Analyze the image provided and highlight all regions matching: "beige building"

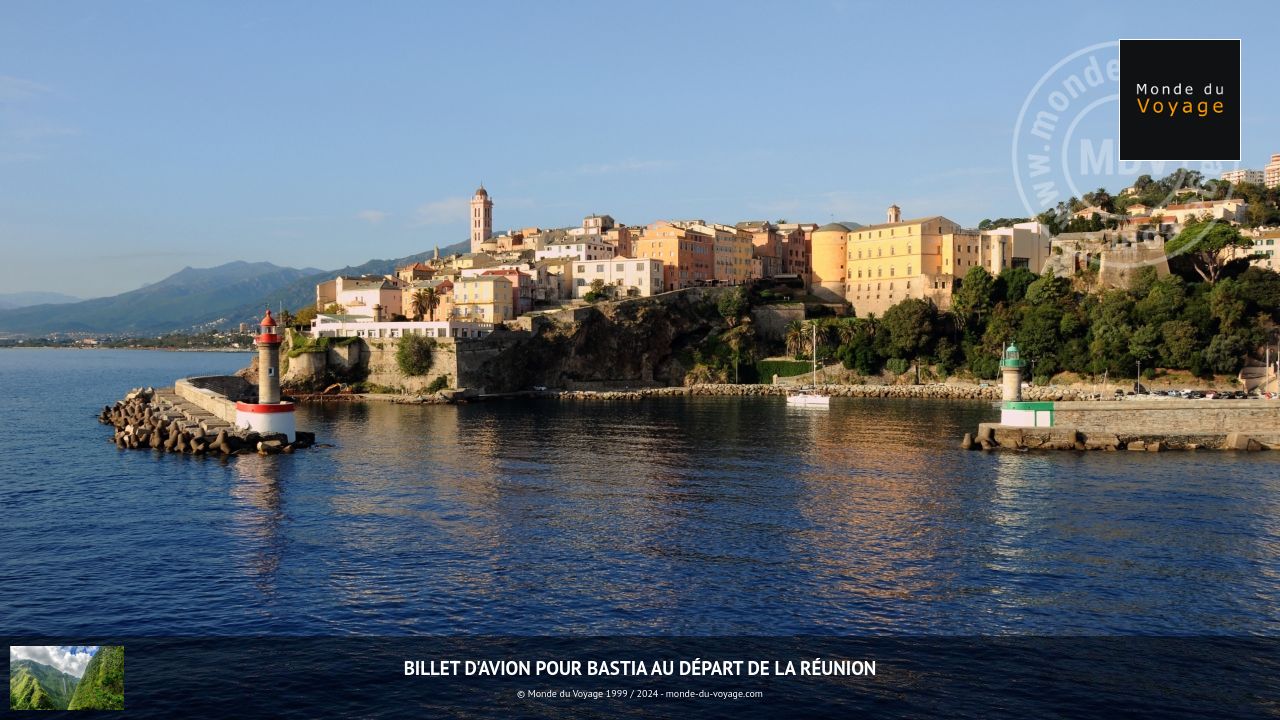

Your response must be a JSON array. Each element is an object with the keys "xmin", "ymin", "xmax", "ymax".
[
  {"xmin": 1161, "ymin": 199, "xmax": 1247, "ymax": 225},
  {"xmin": 452, "ymin": 275, "xmax": 514, "ymax": 323},
  {"xmin": 571, "ymin": 257, "xmax": 665, "ymax": 299},
  {"xmin": 1244, "ymin": 229, "xmax": 1280, "ymax": 271},
  {"xmin": 401, "ymin": 278, "xmax": 454, "ymax": 321},
  {"xmin": 1221, "ymin": 168, "xmax": 1265, "ymax": 186},
  {"xmin": 1266, "ymin": 154, "xmax": 1280, "ymax": 189}
]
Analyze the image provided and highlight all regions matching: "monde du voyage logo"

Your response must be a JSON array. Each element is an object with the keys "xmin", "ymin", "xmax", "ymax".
[{"xmin": 1120, "ymin": 39, "xmax": 1240, "ymax": 161}]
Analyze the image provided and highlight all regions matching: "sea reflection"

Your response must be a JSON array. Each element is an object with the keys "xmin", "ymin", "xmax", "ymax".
[
  {"xmin": 228, "ymin": 454, "xmax": 286, "ymax": 597},
  {"xmin": 208, "ymin": 396, "xmax": 1280, "ymax": 635}
]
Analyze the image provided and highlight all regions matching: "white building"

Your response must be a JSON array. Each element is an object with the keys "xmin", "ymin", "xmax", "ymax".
[
  {"xmin": 534, "ymin": 234, "xmax": 615, "ymax": 262},
  {"xmin": 1221, "ymin": 168, "xmax": 1265, "ymax": 186},
  {"xmin": 1267, "ymin": 154, "xmax": 1280, "ymax": 189},
  {"xmin": 319, "ymin": 275, "xmax": 406, "ymax": 319},
  {"xmin": 976, "ymin": 221, "xmax": 1053, "ymax": 274},
  {"xmin": 572, "ymin": 257, "xmax": 665, "ymax": 299},
  {"xmin": 309, "ymin": 315, "xmax": 495, "ymax": 340}
]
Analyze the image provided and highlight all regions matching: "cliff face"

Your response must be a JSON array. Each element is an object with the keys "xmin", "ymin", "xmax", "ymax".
[
  {"xmin": 464, "ymin": 289, "xmax": 727, "ymax": 393},
  {"xmin": 258, "ymin": 289, "xmax": 732, "ymax": 395}
]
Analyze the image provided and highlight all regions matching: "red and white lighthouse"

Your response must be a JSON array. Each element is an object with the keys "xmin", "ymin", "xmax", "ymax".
[{"xmin": 235, "ymin": 309, "xmax": 296, "ymax": 442}]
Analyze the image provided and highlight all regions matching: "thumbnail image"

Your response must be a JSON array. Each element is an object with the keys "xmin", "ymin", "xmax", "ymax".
[{"xmin": 9, "ymin": 646, "xmax": 123, "ymax": 711}]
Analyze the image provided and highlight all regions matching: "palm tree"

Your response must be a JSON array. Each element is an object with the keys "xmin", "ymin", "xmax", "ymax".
[
  {"xmin": 410, "ymin": 290, "xmax": 428, "ymax": 321},
  {"xmin": 422, "ymin": 287, "xmax": 440, "ymax": 321},
  {"xmin": 411, "ymin": 288, "xmax": 441, "ymax": 321},
  {"xmin": 785, "ymin": 320, "xmax": 806, "ymax": 359}
]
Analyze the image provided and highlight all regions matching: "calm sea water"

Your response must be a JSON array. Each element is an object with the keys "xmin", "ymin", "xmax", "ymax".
[{"xmin": 2, "ymin": 349, "xmax": 1278, "ymax": 637}]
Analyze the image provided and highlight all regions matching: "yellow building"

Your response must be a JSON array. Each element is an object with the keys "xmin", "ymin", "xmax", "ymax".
[
  {"xmin": 843, "ymin": 206, "xmax": 1051, "ymax": 316},
  {"xmin": 844, "ymin": 209, "xmax": 961, "ymax": 316},
  {"xmin": 452, "ymin": 275, "xmax": 513, "ymax": 323}
]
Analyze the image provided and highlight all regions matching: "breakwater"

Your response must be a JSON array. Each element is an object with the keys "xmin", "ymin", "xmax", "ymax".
[
  {"xmin": 98, "ymin": 385, "xmax": 314, "ymax": 456},
  {"xmin": 964, "ymin": 399, "xmax": 1280, "ymax": 451}
]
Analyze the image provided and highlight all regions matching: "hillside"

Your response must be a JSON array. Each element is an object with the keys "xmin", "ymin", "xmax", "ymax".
[
  {"xmin": 0, "ymin": 240, "xmax": 468, "ymax": 336},
  {"xmin": 66, "ymin": 646, "xmax": 124, "ymax": 711},
  {"xmin": 227, "ymin": 238, "xmax": 468, "ymax": 323},
  {"xmin": 0, "ymin": 291, "xmax": 81, "ymax": 310},
  {"xmin": 9, "ymin": 659, "xmax": 79, "ymax": 710}
]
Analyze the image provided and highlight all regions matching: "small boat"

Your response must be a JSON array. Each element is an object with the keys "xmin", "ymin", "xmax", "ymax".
[{"xmin": 786, "ymin": 323, "xmax": 830, "ymax": 407}]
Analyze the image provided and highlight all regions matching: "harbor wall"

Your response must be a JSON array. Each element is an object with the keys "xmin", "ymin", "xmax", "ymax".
[
  {"xmin": 175, "ymin": 376, "xmax": 253, "ymax": 424},
  {"xmin": 972, "ymin": 398, "xmax": 1280, "ymax": 451},
  {"xmin": 1052, "ymin": 399, "xmax": 1280, "ymax": 435}
]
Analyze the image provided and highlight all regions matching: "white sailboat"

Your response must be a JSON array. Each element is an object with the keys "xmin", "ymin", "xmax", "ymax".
[{"xmin": 786, "ymin": 323, "xmax": 831, "ymax": 407}]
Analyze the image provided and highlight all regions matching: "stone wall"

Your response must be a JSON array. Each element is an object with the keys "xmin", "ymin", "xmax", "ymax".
[
  {"xmin": 175, "ymin": 376, "xmax": 249, "ymax": 424},
  {"xmin": 750, "ymin": 303, "xmax": 804, "ymax": 341},
  {"xmin": 1053, "ymin": 399, "xmax": 1280, "ymax": 435},
  {"xmin": 362, "ymin": 337, "xmax": 459, "ymax": 393}
]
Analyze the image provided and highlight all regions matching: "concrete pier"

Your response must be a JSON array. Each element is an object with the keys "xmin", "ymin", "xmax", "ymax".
[{"xmin": 965, "ymin": 398, "xmax": 1280, "ymax": 451}]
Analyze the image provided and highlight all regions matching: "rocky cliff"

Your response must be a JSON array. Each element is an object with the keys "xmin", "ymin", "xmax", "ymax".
[
  {"xmin": 248, "ymin": 289, "xmax": 736, "ymax": 395},
  {"xmin": 464, "ymin": 289, "xmax": 728, "ymax": 393}
]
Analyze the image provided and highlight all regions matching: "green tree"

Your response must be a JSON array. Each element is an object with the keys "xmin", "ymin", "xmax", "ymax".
[
  {"xmin": 395, "ymin": 334, "xmax": 436, "ymax": 376},
  {"xmin": 953, "ymin": 266, "xmax": 996, "ymax": 328},
  {"xmin": 998, "ymin": 267, "xmax": 1037, "ymax": 304},
  {"xmin": 1166, "ymin": 219, "xmax": 1254, "ymax": 284},
  {"xmin": 717, "ymin": 286, "xmax": 749, "ymax": 327},
  {"xmin": 880, "ymin": 298, "xmax": 936, "ymax": 359},
  {"xmin": 294, "ymin": 305, "xmax": 318, "ymax": 328},
  {"xmin": 1158, "ymin": 319, "xmax": 1200, "ymax": 368},
  {"xmin": 584, "ymin": 278, "xmax": 609, "ymax": 303}
]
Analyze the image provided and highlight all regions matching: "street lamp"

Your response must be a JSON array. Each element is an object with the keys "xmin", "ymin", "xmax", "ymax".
[{"xmin": 1136, "ymin": 358, "xmax": 1142, "ymax": 393}]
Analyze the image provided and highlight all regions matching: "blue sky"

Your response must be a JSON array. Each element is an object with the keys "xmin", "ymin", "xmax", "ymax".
[
  {"xmin": 1, "ymin": 1, "xmax": 1276, "ymax": 297},
  {"xmin": 10, "ymin": 645, "xmax": 99, "ymax": 677}
]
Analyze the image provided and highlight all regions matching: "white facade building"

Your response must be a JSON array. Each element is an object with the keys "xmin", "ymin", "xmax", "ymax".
[
  {"xmin": 309, "ymin": 315, "xmax": 495, "ymax": 340},
  {"xmin": 534, "ymin": 234, "xmax": 615, "ymax": 262},
  {"xmin": 572, "ymin": 257, "xmax": 665, "ymax": 299}
]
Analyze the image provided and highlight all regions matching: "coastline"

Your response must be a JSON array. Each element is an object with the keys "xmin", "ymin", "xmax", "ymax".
[{"xmin": 298, "ymin": 382, "xmax": 1104, "ymax": 404}]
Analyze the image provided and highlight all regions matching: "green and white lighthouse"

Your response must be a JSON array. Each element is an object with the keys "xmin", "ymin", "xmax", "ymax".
[{"xmin": 999, "ymin": 342, "xmax": 1054, "ymax": 427}]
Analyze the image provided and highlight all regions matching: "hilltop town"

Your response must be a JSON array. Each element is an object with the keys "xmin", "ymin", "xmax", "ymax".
[{"xmin": 283, "ymin": 155, "xmax": 1280, "ymax": 396}]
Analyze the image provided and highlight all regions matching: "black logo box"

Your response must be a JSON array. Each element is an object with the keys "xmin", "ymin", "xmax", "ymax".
[{"xmin": 1119, "ymin": 39, "xmax": 1240, "ymax": 161}]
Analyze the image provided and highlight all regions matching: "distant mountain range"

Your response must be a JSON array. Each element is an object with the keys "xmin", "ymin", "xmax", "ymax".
[
  {"xmin": 0, "ymin": 241, "xmax": 469, "ymax": 336},
  {"xmin": 0, "ymin": 291, "xmax": 81, "ymax": 310},
  {"xmin": 10, "ymin": 658, "xmax": 80, "ymax": 710}
]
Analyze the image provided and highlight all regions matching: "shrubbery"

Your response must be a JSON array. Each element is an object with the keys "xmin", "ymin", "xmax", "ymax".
[{"xmin": 395, "ymin": 335, "xmax": 436, "ymax": 376}]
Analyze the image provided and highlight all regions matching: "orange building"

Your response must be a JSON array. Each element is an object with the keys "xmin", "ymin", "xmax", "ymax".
[{"xmin": 634, "ymin": 221, "xmax": 715, "ymax": 291}]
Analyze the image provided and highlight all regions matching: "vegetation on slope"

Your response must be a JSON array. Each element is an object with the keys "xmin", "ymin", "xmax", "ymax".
[
  {"xmin": 9, "ymin": 659, "xmax": 79, "ymax": 710},
  {"xmin": 66, "ymin": 646, "xmax": 124, "ymax": 711}
]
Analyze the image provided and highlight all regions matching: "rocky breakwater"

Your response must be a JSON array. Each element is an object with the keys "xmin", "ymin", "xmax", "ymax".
[
  {"xmin": 98, "ymin": 386, "xmax": 315, "ymax": 457},
  {"xmin": 959, "ymin": 424, "xmax": 1266, "ymax": 452}
]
